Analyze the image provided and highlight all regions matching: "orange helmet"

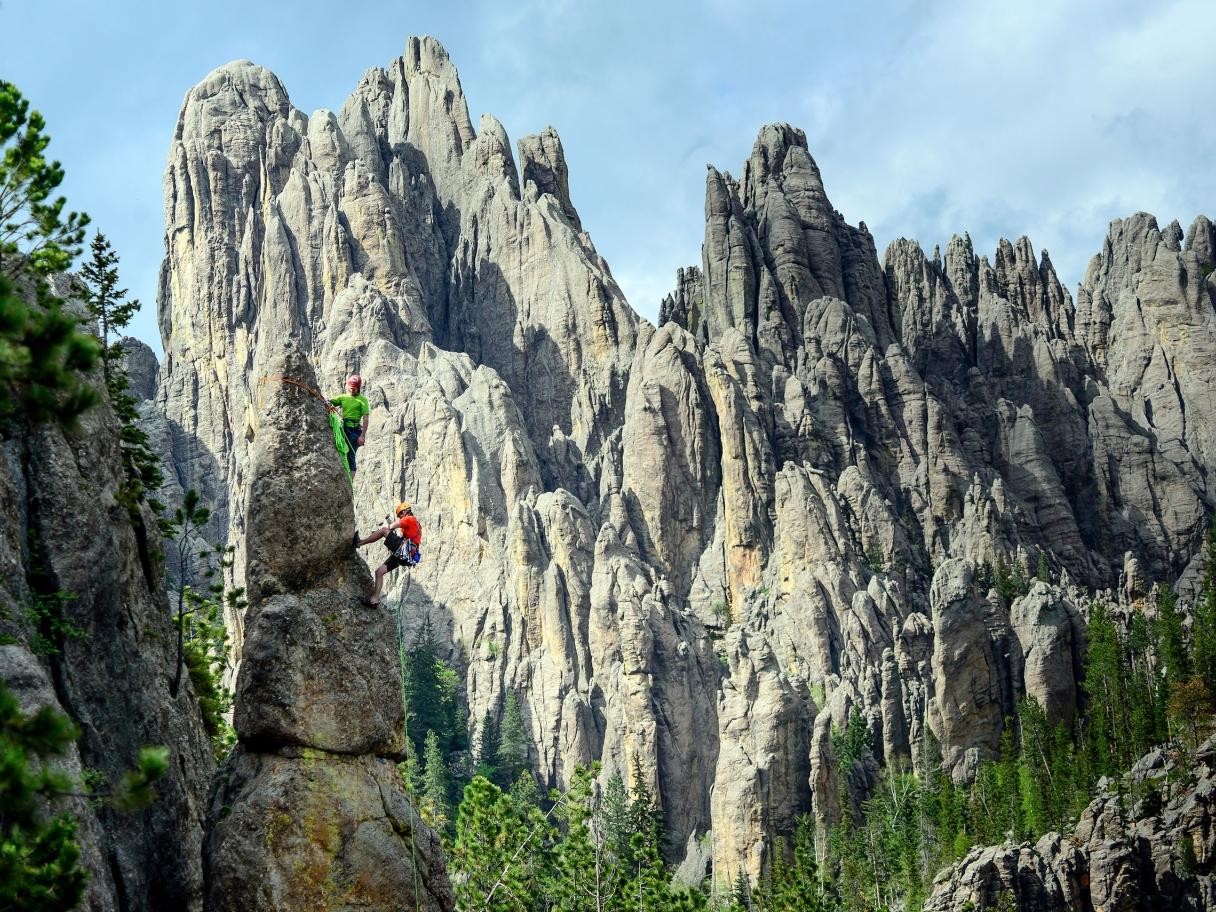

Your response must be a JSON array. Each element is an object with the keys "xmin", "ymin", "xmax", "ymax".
[{"xmin": 396, "ymin": 502, "xmax": 412, "ymax": 516}]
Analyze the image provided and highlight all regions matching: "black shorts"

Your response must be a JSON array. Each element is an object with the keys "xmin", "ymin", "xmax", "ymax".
[{"xmin": 383, "ymin": 532, "xmax": 413, "ymax": 571}]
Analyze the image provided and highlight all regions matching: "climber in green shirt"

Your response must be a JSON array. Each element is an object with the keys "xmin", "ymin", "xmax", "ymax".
[{"xmin": 329, "ymin": 374, "xmax": 369, "ymax": 477}]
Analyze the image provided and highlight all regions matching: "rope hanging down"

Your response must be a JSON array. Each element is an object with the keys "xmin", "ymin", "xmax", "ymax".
[{"xmin": 393, "ymin": 595, "xmax": 424, "ymax": 912}]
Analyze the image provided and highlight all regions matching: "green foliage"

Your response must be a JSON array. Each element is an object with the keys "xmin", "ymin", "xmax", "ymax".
[
  {"xmin": 108, "ymin": 746, "xmax": 170, "ymax": 812},
  {"xmin": 1156, "ymin": 583, "xmax": 1190, "ymax": 686},
  {"xmin": 993, "ymin": 558, "xmax": 1029, "ymax": 608},
  {"xmin": 165, "ymin": 488, "xmax": 210, "ymax": 700},
  {"xmin": 162, "ymin": 492, "xmax": 242, "ymax": 756},
  {"xmin": 1195, "ymin": 528, "xmax": 1216, "ymax": 699},
  {"xmin": 863, "ymin": 543, "xmax": 884, "ymax": 575},
  {"xmin": 421, "ymin": 729, "xmax": 453, "ymax": 833},
  {"xmin": 178, "ymin": 546, "xmax": 242, "ymax": 758},
  {"xmin": 756, "ymin": 818, "xmax": 833, "ymax": 912},
  {"xmin": 451, "ymin": 775, "xmax": 549, "ymax": 912},
  {"xmin": 1036, "ymin": 552, "xmax": 1050, "ymax": 583},
  {"xmin": 26, "ymin": 588, "xmax": 86, "ymax": 657},
  {"xmin": 109, "ymin": 372, "xmax": 166, "ymax": 523},
  {"xmin": 498, "ymin": 692, "xmax": 529, "ymax": 789},
  {"xmin": 77, "ymin": 233, "xmax": 138, "ymax": 386},
  {"xmin": 1168, "ymin": 677, "xmax": 1213, "ymax": 748},
  {"xmin": 974, "ymin": 560, "xmax": 994, "ymax": 596},
  {"xmin": 475, "ymin": 709, "xmax": 502, "ymax": 783},
  {"xmin": 0, "ymin": 81, "xmax": 89, "ymax": 276},
  {"xmin": 808, "ymin": 582, "xmax": 1213, "ymax": 912},
  {"xmin": 448, "ymin": 763, "xmax": 705, "ymax": 912},
  {"xmin": 0, "ymin": 81, "xmax": 97, "ymax": 428},
  {"xmin": 402, "ymin": 615, "xmax": 465, "ymax": 764},
  {"xmin": 0, "ymin": 679, "xmax": 87, "ymax": 910},
  {"xmin": 831, "ymin": 709, "xmax": 871, "ymax": 770}
]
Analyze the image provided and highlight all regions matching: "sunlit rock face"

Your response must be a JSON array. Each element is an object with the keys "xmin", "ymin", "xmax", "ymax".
[
  {"xmin": 203, "ymin": 347, "xmax": 453, "ymax": 912},
  {"xmin": 154, "ymin": 35, "xmax": 1216, "ymax": 888}
]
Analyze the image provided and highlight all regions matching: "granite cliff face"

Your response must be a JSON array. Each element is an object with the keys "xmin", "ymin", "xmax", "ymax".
[
  {"xmin": 0, "ymin": 368, "xmax": 215, "ymax": 910},
  {"xmin": 203, "ymin": 346, "xmax": 451, "ymax": 911},
  {"xmin": 149, "ymin": 36, "xmax": 1216, "ymax": 894}
]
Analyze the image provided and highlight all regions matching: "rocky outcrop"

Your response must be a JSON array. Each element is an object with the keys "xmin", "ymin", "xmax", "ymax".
[
  {"xmin": 926, "ymin": 738, "xmax": 1216, "ymax": 912},
  {"xmin": 119, "ymin": 335, "xmax": 159, "ymax": 400},
  {"xmin": 0, "ymin": 389, "xmax": 214, "ymax": 909},
  {"xmin": 152, "ymin": 35, "xmax": 1216, "ymax": 891},
  {"xmin": 203, "ymin": 347, "xmax": 452, "ymax": 911}
]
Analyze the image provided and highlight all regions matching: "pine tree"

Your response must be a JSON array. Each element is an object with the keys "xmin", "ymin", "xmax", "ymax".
[
  {"xmin": 1156, "ymin": 583, "xmax": 1190, "ymax": 687},
  {"xmin": 1193, "ymin": 528, "xmax": 1216, "ymax": 700},
  {"xmin": 601, "ymin": 772, "xmax": 633, "ymax": 866},
  {"xmin": 760, "ymin": 818, "xmax": 828, "ymax": 912},
  {"xmin": 401, "ymin": 615, "xmax": 466, "ymax": 771},
  {"xmin": 475, "ymin": 710, "xmax": 501, "ymax": 783},
  {"xmin": 452, "ymin": 776, "xmax": 545, "ymax": 912},
  {"xmin": 78, "ymin": 232, "xmax": 139, "ymax": 385},
  {"xmin": 0, "ymin": 81, "xmax": 97, "ymax": 426},
  {"xmin": 167, "ymin": 488, "xmax": 210, "ymax": 699},
  {"xmin": 607, "ymin": 766, "xmax": 706, "ymax": 912},
  {"xmin": 549, "ymin": 765, "xmax": 617, "ymax": 912},
  {"xmin": 421, "ymin": 729, "xmax": 452, "ymax": 833},
  {"xmin": 1169, "ymin": 678, "xmax": 1212, "ymax": 748},
  {"xmin": 0, "ymin": 681, "xmax": 87, "ymax": 910},
  {"xmin": 1036, "ymin": 551, "xmax": 1050, "ymax": 583},
  {"xmin": 498, "ymin": 691, "xmax": 529, "ymax": 787},
  {"xmin": 731, "ymin": 868, "xmax": 752, "ymax": 911}
]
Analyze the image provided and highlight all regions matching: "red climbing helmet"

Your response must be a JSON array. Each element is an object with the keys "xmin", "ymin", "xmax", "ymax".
[{"xmin": 347, "ymin": 373, "xmax": 362, "ymax": 391}]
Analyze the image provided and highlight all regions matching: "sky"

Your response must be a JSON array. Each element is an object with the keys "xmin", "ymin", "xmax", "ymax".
[{"xmin": 4, "ymin": 0, "xmax": 1213, "ymax": 356}]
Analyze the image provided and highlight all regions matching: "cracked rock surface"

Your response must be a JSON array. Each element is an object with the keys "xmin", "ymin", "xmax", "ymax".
[{"xmin": 149, "ymin": 36, "xmax": 1216, "ymax": 890}]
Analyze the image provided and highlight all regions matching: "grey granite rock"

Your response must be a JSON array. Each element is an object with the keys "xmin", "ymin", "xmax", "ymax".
[
  {"xmin": 119, "ymin": 335, "xmax": 159, "ymax": 399},
  {"xmin": 204, "ymin": 342, "xmax": 450, "ymax": 911},
  {"xmin": 149, "ymin": 36, "xmax": 1216, "ymax": 895},
  {"xmin": 0, "ymin": 389, "xmax": 214, "ymax": 910},
  {"xmin": 926, "ymin": 737, "xmax": 1216, "ymax": 912}
]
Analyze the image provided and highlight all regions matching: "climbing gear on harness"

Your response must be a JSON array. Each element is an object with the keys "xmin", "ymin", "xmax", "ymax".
[{"xmin": 384, "ymin": 532, "xmax": 422, "ymax": 569}]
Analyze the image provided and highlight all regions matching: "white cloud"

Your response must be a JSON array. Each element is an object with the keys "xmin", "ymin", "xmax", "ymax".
[{"xmin": 4, "ymin": 0, "xmax": 1209, "ymax": 345}]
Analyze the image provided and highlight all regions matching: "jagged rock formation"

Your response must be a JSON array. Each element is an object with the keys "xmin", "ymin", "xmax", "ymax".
[
  {"xmin": 119, "ymin": 335, "xmax": 159, "ymax": 400},
  {"xmin": 926, "ymin": 737, "xmax": 1216, "ymax": 912},
  {"xmin": 0, "ymin": 375, "xmax": 214, "ymax": 909},
  {"xmin": 202, "ymin": 347, "xmax": 452, "ymax": 911},
  {"xmin": 150, "ymin": 35, "xmax": 1216, "ymax": 891}
]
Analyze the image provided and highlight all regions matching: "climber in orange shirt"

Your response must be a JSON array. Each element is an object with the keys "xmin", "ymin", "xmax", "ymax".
[{"xmin": 354, "ymin": 502, "xmax": 422, "ymax": 607}]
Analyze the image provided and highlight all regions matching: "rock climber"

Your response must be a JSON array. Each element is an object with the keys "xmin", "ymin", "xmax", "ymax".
[
  {"xmin": 354, "ymin": 502, "xmax": 422, "ymax": 606},
  {"xmin": 328, "ymin": 374, "xmax": 369, "ymax": 477}
]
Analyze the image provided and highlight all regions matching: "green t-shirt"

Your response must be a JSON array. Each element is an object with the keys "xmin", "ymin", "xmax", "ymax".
[{"xmin": 330, "ymin": 393, "xmax": 369, "ymax": 426}]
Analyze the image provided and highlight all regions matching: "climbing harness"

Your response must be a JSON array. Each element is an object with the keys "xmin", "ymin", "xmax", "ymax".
[{"xmin": 257, "ymin": 375, "xmax": 353, "ymax": 486}]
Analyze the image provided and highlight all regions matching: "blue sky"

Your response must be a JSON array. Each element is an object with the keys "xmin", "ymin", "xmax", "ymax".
[{"xmin": 4, "ymin": 0, "xmax": 1213, "ymax": 355}]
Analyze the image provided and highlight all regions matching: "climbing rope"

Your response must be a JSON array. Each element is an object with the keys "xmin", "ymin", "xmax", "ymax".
[
  {"xmin": 257, "ymin": 374, "xmax": 353, "ymax": 487},
  {"xmin": 393, "ymin": 593, "xmax": 424, "ymax": 912},
  {"xmin": 256, "ymin": 374, "xmax": 330, "ymax": 411}
]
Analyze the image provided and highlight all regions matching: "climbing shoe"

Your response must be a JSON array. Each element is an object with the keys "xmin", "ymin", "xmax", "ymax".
[{"xmin": 352, "ymin": 531, "xmax": 360, "ymax": 548}]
